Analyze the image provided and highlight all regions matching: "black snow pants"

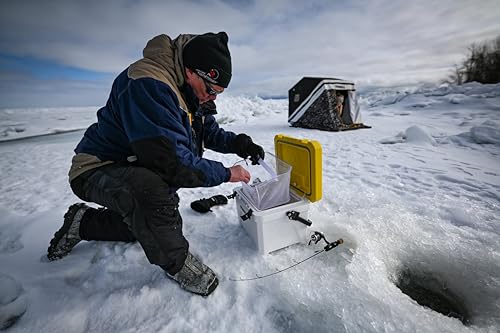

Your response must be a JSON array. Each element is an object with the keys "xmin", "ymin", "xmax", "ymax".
[{"xmin": 70, "ymin": 163, "xmax": 189, "ymax": 275}]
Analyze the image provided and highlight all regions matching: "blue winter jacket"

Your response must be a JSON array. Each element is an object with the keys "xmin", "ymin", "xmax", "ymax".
[{"xmin": 74, "ymin": 68, "xmax": 236, "ymax": 190}]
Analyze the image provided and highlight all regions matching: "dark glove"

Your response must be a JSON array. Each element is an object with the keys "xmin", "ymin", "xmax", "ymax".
[
  {"xmin": 190, "ymin": 195, "xmax": 228, "ymax": 213},
  {"xmin": 232, "ymin": 134, "xmax": 265, "ymax": 165}
]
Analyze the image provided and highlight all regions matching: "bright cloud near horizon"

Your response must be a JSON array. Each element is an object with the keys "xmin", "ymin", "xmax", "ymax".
[{"xmin": 0, "ymin": 0, "xmax": 499, "ymax": 108}]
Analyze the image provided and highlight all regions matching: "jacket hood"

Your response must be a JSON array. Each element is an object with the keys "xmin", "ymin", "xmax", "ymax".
[
  {"xmin": 140, "ymin": 34, "xmax": 196, "ymax": 87},
  {"xmin": 128, "ymin": 34, "xmax": 199, "ymax": 112}
]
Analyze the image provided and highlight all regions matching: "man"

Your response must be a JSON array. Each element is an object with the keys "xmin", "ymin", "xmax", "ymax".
[{"xmin": 46, "ymin": 32, "xmax": 264, "ymax": 297}]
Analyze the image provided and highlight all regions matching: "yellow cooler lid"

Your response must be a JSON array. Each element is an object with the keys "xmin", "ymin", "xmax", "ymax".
[{"xmin": 274, "ymin": 134, "xmax": 322, "ymax": 202}]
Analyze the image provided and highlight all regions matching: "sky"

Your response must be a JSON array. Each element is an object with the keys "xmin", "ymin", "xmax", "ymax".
[{"xmin": 0, "ymin": 0, "xmax": 499, "ymax": 108}]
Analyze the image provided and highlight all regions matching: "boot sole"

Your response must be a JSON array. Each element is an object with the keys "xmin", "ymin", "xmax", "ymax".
[{"xmin": 47, "ymin": 203, "xmax": 85, "ymax": 261}]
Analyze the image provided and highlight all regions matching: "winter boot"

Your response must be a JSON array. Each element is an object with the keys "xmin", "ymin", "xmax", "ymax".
[
  {"xmin": 47, "ymin": 203, "xmax": 89, "ymax": 261},
  {"xmin": 166, "ymin": 252, "xmax": 219, "ymax": 296}
]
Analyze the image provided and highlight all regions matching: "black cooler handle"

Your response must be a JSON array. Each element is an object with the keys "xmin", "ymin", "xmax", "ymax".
[{"xmin": 286, "ymin": 211, "xmax": 312, "ymax": 226}]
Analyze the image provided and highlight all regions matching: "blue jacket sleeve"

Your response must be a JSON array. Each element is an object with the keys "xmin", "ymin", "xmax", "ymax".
[
  {"xmin": 118, "ymin": 78, "xmax": 230, "ymax": 187},
  {"xmin": 203, "ymin": 114, "xmax": 237, "ymax": 154}
]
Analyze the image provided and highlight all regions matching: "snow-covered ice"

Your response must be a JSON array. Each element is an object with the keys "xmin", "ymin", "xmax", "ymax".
[
  {"xmin": 0, "ymin": 274, "xmax": 27, "ymax": 330},
  {"xmin": 0, "ymin": 107, "xmax": 97, "ymax": 142},
  {"xmin": 0, "ymin": 82, "xmax": 499, "ymax": 332}
]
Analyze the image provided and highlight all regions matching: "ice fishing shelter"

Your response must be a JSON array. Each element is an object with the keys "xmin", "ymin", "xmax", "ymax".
[{"xmin": 288, "ymin": 77, "xmax": 370, "ymax": 131}]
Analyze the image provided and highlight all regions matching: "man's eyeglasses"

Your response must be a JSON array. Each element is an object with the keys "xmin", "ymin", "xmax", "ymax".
[
  {"xmin": 202, "ymin": 78, "xmax": 222, "ymax": 96},
  {"xmin": 195, "ymin": 69, "xmax": 223, "ymax": 96}
]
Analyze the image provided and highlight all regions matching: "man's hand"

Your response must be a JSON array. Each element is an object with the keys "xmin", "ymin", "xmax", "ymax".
[
  {"xmin": 232, "ymin": 133, "xmax": 265, "ymax": 165},
  {"xmin": 229, "ymin": 165, "xmax": 251, "ymax": 183}
]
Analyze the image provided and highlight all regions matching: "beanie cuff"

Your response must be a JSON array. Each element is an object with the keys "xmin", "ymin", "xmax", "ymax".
[{"xmin": 194, "ymin": 68, "xmax": 231, "ymax": 88}]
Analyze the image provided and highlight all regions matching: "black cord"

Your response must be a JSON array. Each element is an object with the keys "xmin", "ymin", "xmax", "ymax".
[
  {"xmin": 232, "ymin": 159, "xmax": 248, "ymax": 166},
  {"xmin": 229, "ymin": 249, "xmax": 326, "ymax": 281},
  {"xmin": 229, "ymin": 238, "xmax": 343, "ymax": 282}
]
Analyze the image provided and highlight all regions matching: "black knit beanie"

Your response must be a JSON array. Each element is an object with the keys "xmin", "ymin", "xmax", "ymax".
[{"xmin": 183, "ymin": 32, "xmax": 232, "ymax": 88}]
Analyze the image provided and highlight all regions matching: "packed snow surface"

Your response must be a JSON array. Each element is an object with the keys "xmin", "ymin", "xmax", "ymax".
[{"xmin": 0, "ymin": 82, "xmax": 499, "ymax": 332}]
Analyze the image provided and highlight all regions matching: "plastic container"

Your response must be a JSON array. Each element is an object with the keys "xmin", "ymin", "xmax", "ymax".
[{"xmin": 240, "ymin": 153, "xmax": 291, "ymax": 210}]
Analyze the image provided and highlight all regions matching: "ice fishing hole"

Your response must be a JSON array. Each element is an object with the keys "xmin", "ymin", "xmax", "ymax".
[{"xmin": 394, "ymin": 267, "xmax": 470, "ymax": 325}]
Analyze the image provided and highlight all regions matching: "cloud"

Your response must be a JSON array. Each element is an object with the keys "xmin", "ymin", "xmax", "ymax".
[
  {"xmin": 0, "ymin": 0, "xmax": 253, "ymax": 72},
  {"xmin": 1, "ymin": 0, "xmax": 499, "ymax": 106}
]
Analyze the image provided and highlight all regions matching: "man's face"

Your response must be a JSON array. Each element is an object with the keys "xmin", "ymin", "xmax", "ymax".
[{"xmin": 186, "ymin": 69, "xmax": 224, "ymax": 104}]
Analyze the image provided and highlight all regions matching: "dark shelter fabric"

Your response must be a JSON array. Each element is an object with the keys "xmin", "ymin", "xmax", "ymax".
[
  {"xmin": 293, "ymin": 90, "xmax": 344, "ymax": 131},
  {"xmin": 291, "ymin": 88, "xmax": 371, "ymax": 131},
  {"xmin": 70, "ymin": 163, "xmax": 188, "ymax": 275}
]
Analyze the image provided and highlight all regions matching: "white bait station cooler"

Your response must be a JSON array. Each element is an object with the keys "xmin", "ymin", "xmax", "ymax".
[{"xmin": 235, "ymin": 134, "xmax": 322, "ymax": 254}]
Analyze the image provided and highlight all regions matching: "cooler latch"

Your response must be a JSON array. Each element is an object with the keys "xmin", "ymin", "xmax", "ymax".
[
  {"xmin": 286, "ymin": 211, "xmax": 312, "ymax": 226},
  {"xmin": 240, "ymin": 209, "xmax": 253, "ymax": 221}
]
